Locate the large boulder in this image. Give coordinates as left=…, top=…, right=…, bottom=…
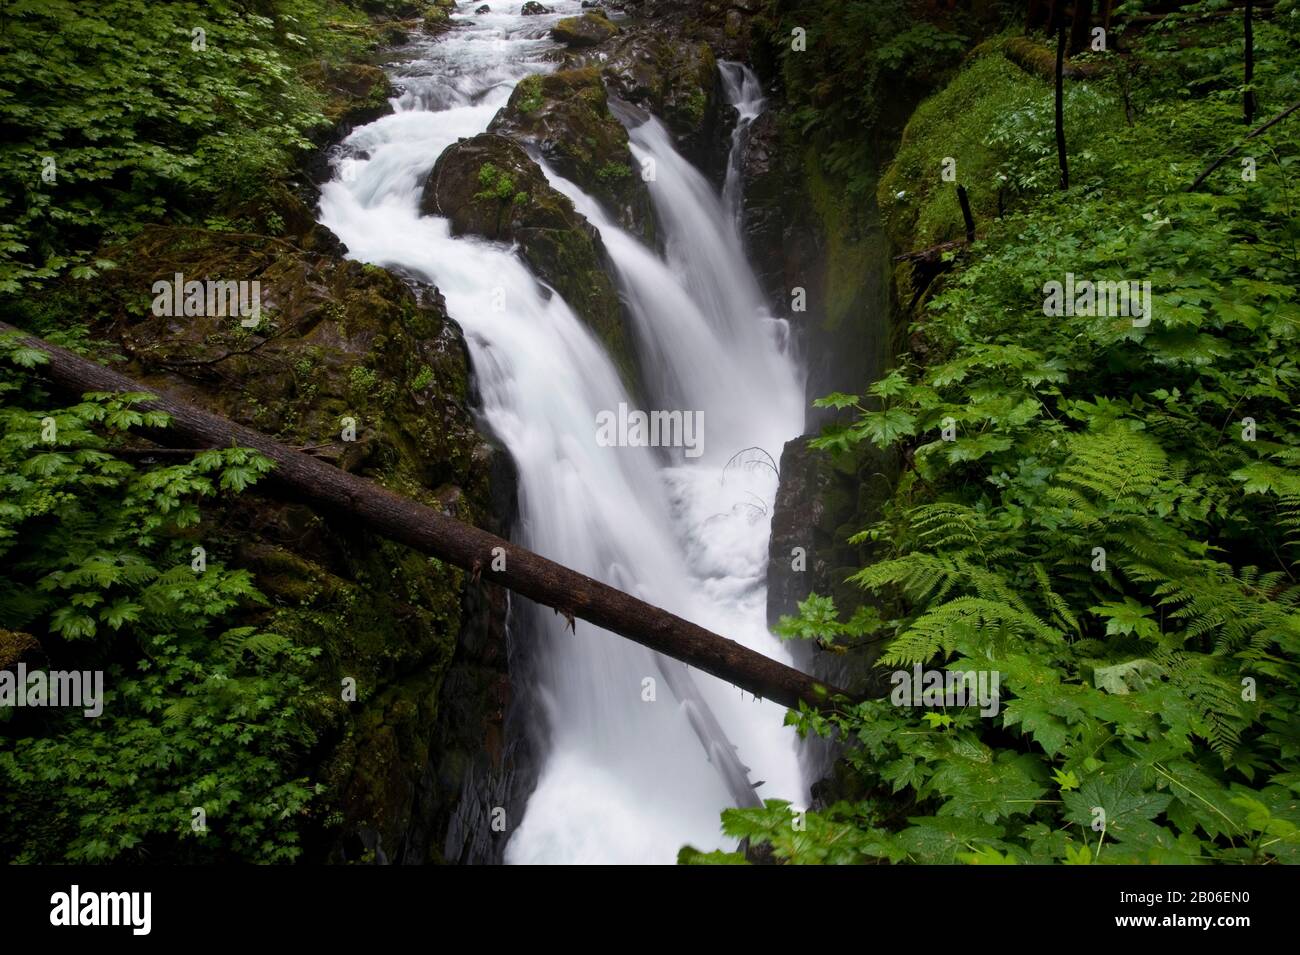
left=551, top=11, right=619, bottom=47
left=489, top=68, right=654, bottom=242
left=420, top=133, right=639, bottom=392
left=568, top=31, right=722, bottom=174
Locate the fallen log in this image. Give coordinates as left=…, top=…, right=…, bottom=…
left=893, top=238, right=966, bottom=265
left=1, top=320, right=851, bottom=711
left=1187, top=98, right=1300, bottom=191
left=1002, top=36, right=1104, bottom=81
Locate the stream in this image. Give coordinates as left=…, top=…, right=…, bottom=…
left=318, top=0, right=808, bottom=864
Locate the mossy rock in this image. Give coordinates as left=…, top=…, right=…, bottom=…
left=97, top=229, right=482, bottom=503
left=420, top=132, right=640, bottom=394
left=575, top=31, right=719, bottom=156
left=552, top=11, right=619, bottom=47
left=0, top=629, right=44, bottom=670
left=985, top=35, right=1105, bottom=81
left=877, top=52, right=1044, bottom=253
left=489, top=68, right=654, bottom=242
left=299, top=61, right=394, bottom=132
left=70, top=222, right=516, bottom=861
left=423, top=6, right=453, bottom=33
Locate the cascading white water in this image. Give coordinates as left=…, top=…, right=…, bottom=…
left=319, top=2, right=808, bottom=864
left=719, top=60, right=764, bottom=226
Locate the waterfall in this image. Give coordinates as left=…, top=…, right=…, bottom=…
left=719, top=60, right=764, bottom=225
left=318, top=2, right=808, bottom=864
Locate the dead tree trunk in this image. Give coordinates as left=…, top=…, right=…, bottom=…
left=1244, top=0, right=1257, bottom=124
left=1070, top=0, right=1094, bottom=56
left=1054, top=7, right=1071, bottom=191
left=956, top=185, right=976, bottom=244
left=2, top=321, right=851, bottom=711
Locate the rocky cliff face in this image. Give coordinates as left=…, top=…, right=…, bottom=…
left=554, top=5, right=736, bottom=186
left=767, top=437, right=897, bottom=693
left=71, top=213, right=522, bottom=862
left=725, top=5, right=921, bottom=705
left=734, top=98, right=895, bottom=428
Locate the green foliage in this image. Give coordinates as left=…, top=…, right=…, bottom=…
left=596, top=161, right=632, bottom=182
left=0, top=0, right=373, bottom=292
left=756, top=0, right=970, bottom=210
left=411, top=364, right=435, bottom=390
left=474, top=162, right=519, bottom=202
left=0, top=333, right=323, bottom=862
left=514, top=74, right=545, bottom=114
left=753, top=14, right=1300, bottom=864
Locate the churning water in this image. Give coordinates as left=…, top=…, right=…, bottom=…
left=319, top=1, right=808, bottom=864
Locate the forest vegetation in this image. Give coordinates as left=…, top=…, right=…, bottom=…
left=2, top=0, right=1298, bottom=865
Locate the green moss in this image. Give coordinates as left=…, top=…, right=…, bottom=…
left=876, top=52, right=1043, bottom=251
left=596, top=161, right=631, bottom=181
left=411, top=364, right=435, bottom=390
left=804, top=149, right=878, bottom=335
left=349, top=364, right=379, bottom=393
left=514, top=74, right=544, bottom=114
left=474, top=162, right=518, bottom=202
left=684, top=88, right=707, bottom=124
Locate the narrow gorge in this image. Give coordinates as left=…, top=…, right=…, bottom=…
left=318, top=2, right=825, bottom=864
left=4, top=0, right=1296, bottom=872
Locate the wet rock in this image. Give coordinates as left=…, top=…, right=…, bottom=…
left=552, top=11, right=619, bottom=47
left=476, top=4, right=490, bottom=12
left=423, top=6, right=453, bottom=33
left=520, top=1, right=552, bottom=13
left=301, top=61, right=394, bottom=137
left=735, top=108, right=892, bottom=421
left=421, top=133, right=639, bottom=392
left=572, top=31, right=722, bottom=174
left=620, top=0, right=755, bottom=61
left=767, top=436, right=897, bottom=697
left=489, top=67, right=654, bottom=242
left=735, top=110, right=784, bottom=296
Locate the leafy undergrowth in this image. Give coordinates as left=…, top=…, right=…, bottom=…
left=686, top=4, right=1300, bottom=864
left=0, top=335, right=324, bottom=862
left=0, top=0, right=376, bottom=293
